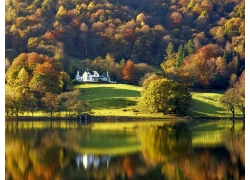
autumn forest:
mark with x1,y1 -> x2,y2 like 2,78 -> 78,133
5,0 -> 245,117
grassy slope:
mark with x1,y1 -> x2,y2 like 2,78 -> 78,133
74,83 -> 172,118
74,83 -> 241,119
190,91 -> 241,118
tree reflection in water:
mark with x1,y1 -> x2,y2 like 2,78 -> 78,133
5,121 -> 244,180
5,127 -> 85,180
141,123 -> 245,180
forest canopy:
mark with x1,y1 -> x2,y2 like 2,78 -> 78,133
5,0 -> 245,89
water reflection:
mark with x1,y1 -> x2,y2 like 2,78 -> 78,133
5,121 -> 244,180
75,154 -> 112,169
141,122 -> 191,165
140,122 -> 245,180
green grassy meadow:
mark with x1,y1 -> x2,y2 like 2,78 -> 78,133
74,83 -> 171,118
74,83 -> 240,119
190,91 -> 241,118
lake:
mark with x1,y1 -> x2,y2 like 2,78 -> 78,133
5,120 -> 245,180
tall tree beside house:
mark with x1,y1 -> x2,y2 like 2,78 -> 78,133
59,71 -> 73,91
122,59 -> 136,84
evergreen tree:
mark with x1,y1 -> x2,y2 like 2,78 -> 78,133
223,51 -> 227,62
176,44 -> 185,67
166,42 -> 175,60
185,40 -> 195,55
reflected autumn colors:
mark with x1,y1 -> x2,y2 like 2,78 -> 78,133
141,122 -> 245,180
141,122 -> 191,165
5,121 -> 244,180
5,126 -> 85,180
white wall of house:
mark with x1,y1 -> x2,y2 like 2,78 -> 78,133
75,70 -> 115,83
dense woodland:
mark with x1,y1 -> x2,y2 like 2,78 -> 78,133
5,0 -> 245,116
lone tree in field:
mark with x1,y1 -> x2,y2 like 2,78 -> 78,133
141,79 -> 192,116
220,70 -> 245,130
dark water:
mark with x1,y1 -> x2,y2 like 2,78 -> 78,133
5,120 -> 245,180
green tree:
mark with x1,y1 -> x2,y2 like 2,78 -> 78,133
29,73 -> 59,94
16,67 -> 30,88
184,40 -> 195,55
59,71 -> 72,91
5,87 -> 26,118
139,73 -> 162,94
166,42 -> 175,60
141,79 -> 192,115
5,89 -> 16,117
176,44 -> 185,67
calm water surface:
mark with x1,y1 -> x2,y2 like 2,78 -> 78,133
5,120 -> 245,180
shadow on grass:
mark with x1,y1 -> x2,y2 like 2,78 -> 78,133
79,87 -> 140,109
190,98 -> 225,117
87,98 -> 137,109
80,87 -> 140,99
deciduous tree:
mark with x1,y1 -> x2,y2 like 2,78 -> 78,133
42,92 -> 59,117
122,59 -> 136,84
220,88 -> 238,130
141,79 -> 191,115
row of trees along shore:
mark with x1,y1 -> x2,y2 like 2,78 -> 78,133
5,88 -> 90,118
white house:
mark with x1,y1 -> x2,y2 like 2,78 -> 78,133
82,70 -> 99,82
75,71 -> 82,82
75,70 -> 113,83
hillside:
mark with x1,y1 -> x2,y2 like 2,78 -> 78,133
5,0 -> 245,88
5,0 -> 245,119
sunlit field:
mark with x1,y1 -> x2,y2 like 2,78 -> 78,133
74,83 -> 241,119
13,83 -> 243,119
190,91 -> 242,118
74,83 -> 172,118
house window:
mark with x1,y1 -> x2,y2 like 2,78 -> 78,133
87,77 -> 90,80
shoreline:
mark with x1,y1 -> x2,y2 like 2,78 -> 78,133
5,115 -> 243,122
